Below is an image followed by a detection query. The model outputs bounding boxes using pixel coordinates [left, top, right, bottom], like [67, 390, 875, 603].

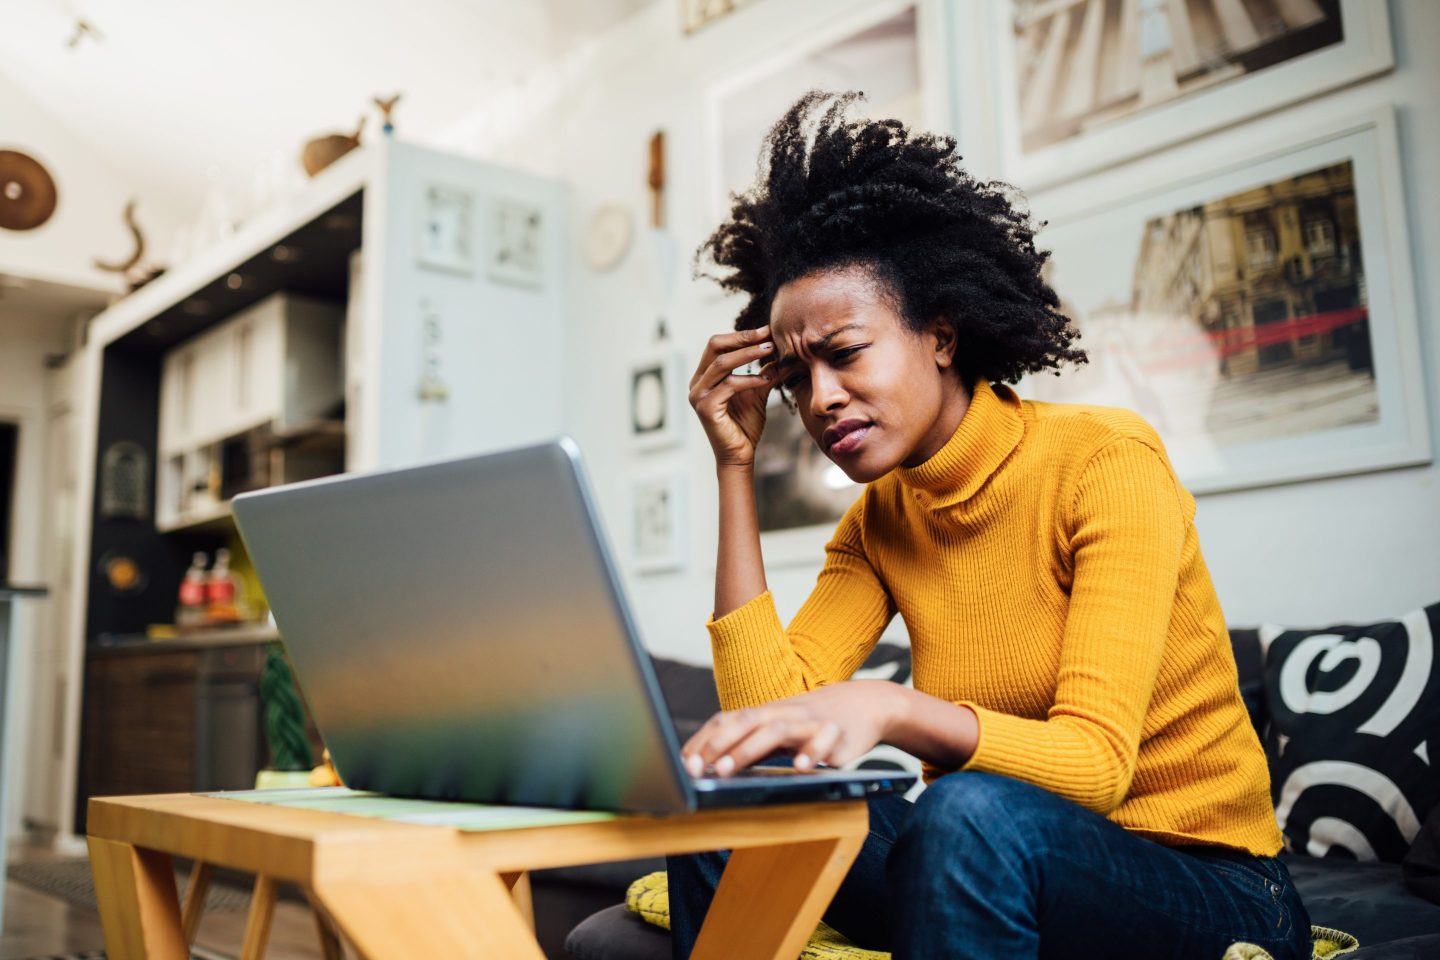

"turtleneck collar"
[896, 378, 1026, 506]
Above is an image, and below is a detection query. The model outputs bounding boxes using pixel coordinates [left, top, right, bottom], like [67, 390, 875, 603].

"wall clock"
[584, 203, 633, 272]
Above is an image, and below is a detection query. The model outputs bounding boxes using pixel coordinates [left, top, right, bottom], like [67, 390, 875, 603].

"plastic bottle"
[205, 547, 242, 625]
[177, 552, 208, 629]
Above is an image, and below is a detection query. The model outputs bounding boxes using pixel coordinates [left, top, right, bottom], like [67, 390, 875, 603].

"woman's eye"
[782, 372, 809, 390]
[833, 345, 865, 364]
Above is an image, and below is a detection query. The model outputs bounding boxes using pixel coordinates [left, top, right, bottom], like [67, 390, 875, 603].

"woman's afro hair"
[696, 91, 1086, 384]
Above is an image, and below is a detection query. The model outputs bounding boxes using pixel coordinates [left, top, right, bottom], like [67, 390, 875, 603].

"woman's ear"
[929, 317, 957, 370]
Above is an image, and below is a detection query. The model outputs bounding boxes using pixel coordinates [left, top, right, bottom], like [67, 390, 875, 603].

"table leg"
[240, 874, 279, 960]
[692, 833, 866, 960]
[500, 871, 535, 931]
[87, 836, 189, 960]
[302, 888, 345, 960]
[312, 870, 546, 960]
[181, 860, 214, 944]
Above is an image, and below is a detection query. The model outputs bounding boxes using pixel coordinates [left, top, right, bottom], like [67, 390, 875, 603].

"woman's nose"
[808, 368, 848, 417]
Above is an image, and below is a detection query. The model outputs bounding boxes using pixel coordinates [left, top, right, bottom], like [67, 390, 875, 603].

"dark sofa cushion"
[1348, 934, 1440, 959]
[565, 903, 670, 960]
[651, 656, 721, 724]
[1403, 800, 1440, 904]
[1285, 855, 1440, 945]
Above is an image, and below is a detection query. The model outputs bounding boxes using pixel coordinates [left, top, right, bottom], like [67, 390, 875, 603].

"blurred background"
[0, 0, 1437, 955]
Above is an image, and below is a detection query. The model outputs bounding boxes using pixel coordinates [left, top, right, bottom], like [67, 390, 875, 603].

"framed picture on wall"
[632, 472, 686, 574]
[705, 0, 947, 223]
[987, 0, 1393, 189]
[629, 351, 687, 451]
[1025, 106, 1429, 495]
[681, 0, 761, 35]
[751, 391, 863, 566]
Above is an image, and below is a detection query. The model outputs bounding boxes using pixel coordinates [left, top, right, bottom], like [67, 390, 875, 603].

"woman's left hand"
[681, 681, 906, 777]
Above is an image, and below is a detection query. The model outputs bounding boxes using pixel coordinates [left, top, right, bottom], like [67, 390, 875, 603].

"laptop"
[231, 437, 914, 813]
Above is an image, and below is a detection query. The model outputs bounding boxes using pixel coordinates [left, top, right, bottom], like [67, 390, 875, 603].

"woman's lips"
[828, 424, 872, 456]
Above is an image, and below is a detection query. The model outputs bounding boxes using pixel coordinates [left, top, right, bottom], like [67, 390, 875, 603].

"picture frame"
[703, 0, 951, 225]
[629, 351, 687, 452]
[680, 0, 761, 35]
[753, 391, 863, 567]
[1024, 105, 1429, 495]
[416, 182, 475, 276]
[485, 198, 545, 289]
[985, 0, 1394, 190]
[631, 471, 686, 574]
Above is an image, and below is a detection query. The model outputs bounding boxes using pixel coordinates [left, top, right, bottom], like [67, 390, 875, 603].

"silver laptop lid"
[232, 438, 696, 813]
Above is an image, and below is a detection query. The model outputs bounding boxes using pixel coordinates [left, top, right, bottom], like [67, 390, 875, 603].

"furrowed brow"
[774, 323, 863, 369]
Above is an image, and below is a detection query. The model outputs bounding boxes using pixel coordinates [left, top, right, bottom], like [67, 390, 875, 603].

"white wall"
[444, 0, 1439, 664]
[0, 69, 180, 291]
[0, 313, 68, 838]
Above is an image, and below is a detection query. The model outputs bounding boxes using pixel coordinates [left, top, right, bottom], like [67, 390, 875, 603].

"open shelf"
[155, 499, 234, 535]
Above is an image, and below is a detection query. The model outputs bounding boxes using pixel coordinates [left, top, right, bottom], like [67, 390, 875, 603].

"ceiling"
[0, 0, 653, 213]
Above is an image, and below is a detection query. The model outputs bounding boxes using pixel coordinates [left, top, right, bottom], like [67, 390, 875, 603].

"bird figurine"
[373, 93, 403, 137]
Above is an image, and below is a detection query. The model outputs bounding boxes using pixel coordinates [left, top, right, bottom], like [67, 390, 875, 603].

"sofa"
[551, 631, 1440, 960]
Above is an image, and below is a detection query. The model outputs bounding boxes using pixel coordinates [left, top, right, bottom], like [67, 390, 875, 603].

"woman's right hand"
[688, 325, 777, 469]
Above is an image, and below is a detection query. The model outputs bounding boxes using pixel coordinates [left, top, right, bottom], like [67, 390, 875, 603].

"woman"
[669, 92, 1310, 960]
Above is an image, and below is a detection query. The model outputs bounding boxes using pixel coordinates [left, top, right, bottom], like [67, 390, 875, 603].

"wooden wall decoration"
[0, 149, 58, 231]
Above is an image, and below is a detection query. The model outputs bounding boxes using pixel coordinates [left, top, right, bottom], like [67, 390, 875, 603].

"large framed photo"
[753, 392, 862, 565]
[987, 0, 1393, 188]
[1027, 107, 1429, 495]
[706, 0, 948, 222]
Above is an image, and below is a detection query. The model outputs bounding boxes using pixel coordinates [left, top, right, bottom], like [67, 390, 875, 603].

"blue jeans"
[666, 771, 1311, 960]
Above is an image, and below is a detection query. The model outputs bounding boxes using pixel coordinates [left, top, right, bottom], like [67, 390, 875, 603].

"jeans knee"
[666, 847, 728, 895]
[897, 772, 1064, 857]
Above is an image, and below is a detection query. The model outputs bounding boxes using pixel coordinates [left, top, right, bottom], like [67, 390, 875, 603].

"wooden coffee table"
[86, 791, 869, 959]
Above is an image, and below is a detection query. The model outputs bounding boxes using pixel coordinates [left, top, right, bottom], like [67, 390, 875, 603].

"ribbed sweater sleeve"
[958, 438, 1185, 814]
[707, 497, 896, 711]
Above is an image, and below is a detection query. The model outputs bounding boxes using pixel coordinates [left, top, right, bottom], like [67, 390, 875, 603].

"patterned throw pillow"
[1261, 601, 1440, 862]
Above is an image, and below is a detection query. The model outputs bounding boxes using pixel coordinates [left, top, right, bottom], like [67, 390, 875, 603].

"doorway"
[0, 421, 16, 584]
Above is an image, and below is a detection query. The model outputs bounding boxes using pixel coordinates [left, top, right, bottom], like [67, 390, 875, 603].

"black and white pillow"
[1261, 601, 1440, 862]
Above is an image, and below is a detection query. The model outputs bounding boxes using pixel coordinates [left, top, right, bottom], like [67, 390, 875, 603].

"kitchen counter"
[91, 623, 281, 657]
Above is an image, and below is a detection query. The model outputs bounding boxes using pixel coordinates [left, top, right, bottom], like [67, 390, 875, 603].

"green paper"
[199, 786, 617, 831]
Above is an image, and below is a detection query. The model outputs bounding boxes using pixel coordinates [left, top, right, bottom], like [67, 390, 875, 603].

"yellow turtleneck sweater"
[708, 379, 1283, 856]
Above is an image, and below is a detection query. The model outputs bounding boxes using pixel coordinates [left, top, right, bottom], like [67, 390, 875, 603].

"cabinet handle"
[179, 352, 194, 432]
[237, 324, 252, 411]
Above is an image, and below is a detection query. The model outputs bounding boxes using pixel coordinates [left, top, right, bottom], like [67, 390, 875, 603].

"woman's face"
[768, 265, 969, 483]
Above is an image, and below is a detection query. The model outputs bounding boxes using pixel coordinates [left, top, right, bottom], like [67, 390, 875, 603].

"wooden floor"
[2, 845, 330, 960]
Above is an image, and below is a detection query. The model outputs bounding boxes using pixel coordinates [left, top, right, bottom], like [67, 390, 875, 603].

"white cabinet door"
[190, 325, 234, 446]
[158, 347, 189, 455]
[159, 293, 341, 451]
[226, 308, 281, 438]
[171, 345, 200, 453]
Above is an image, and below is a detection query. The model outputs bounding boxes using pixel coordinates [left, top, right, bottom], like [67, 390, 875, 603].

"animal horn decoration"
[94, 199, 144, 275]
[94, 200, 165, 291]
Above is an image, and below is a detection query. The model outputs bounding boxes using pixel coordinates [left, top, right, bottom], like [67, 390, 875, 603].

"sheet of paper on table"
[202, 786, 618, 831]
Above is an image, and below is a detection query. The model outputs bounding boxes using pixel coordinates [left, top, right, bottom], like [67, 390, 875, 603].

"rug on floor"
[7, 859, 252, 913]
